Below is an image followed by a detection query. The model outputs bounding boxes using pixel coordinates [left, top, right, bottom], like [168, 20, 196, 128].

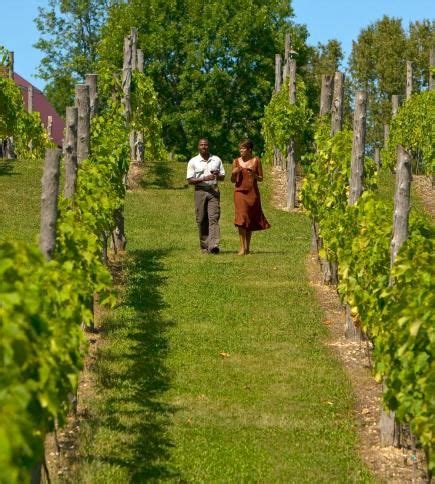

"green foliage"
[303, 118, 434, 469]
[98, 0, 297, 158]
[0, 76, 48, 159]
[261, 78, 313, 164]
[382, 90, 435, 175]
[34, 0, 108, 115]
[375, 226, 434, 469]
[349, 16, 435, 147]
[0, 77, 23, 138]
[131, 71, 167, 161]
[0, 44, 136, 481]
[0, 241, 85, 481]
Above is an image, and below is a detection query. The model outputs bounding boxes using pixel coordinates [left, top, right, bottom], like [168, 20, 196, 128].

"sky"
[1, 0, 434, 90]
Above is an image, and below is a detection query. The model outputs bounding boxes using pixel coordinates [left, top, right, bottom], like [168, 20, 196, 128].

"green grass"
[377, 166, 430, 215]
[73, 161, 373, 482]
[0, 158, 43, 243]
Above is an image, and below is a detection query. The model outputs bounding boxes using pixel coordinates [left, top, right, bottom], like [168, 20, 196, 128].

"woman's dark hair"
[239, 138, 254, 150]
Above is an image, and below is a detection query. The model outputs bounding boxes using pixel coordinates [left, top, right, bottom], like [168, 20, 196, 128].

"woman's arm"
[231, 158, 242, 183]
[256, 157, 264, 182]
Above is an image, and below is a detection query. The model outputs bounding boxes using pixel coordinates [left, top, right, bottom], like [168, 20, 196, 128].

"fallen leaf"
[219, 352, 230, 358]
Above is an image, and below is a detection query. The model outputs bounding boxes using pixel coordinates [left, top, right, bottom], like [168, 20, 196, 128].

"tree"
[349, 16, 434, 148]
[34, 0, 109, 115]
[98, 0, 297, 159]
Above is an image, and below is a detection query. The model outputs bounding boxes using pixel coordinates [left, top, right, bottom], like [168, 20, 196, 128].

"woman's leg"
[246, 230, 252, 254]
[238, 227, 247, 255]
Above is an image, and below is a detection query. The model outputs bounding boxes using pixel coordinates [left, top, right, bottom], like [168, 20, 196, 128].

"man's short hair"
[198, 137, 209, 144]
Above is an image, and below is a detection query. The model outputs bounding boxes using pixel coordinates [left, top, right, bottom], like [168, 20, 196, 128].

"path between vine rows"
[66, 160, 372, 482]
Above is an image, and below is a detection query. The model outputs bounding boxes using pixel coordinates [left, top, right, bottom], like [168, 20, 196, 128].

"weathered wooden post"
[274, 54, 282, 93]
[328, 71, 346, 282]
[40, 148, 61, 260]
[137, 49, 144, 73]
[391, 95, 399, 117]
[384, 124, 390, 148]
[379, 144, 412, 447]
[429, 48, 435, 91]
[8, 51, 14, 79]
[128, 28, 138, 162]
[331, 72, 344, 135]
[122, 34, 133, 125]
[390, 145, 412, 268]
[311, 74, 333, 255]
[47, 116, 53, 140]
[345, 90, 367, 340]
[286, 59, 297, 210]
[406, 61, 412, 101]
[282, 33, 291, 82]
[63, 107, 78, 200]
[135, 50, 145, 163]
[27, 86, 34, 152]
[112, 31, 133, 252]
[75, 84, 90, 163]
[27, 86, 33, 113]
[374, 147, 381, 170]
[320, 74, 333, 116]
[273, 53, 282, 168]
[349, 91, 367, 205]
[85, 74, 98, 118]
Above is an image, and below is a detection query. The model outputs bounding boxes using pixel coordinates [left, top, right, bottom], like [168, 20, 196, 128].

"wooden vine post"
[135, 49, 145, 163]
[129, 28, 138, 162]
[429, 48, 434, 91]
[391, 95, 399, 117]
[47, 116, 53, 141]
[331, 72, 344, 135]
[75, 84, 91, 163]
[63, 107, 78, 200]
[8, 51, 14, 79]
[314, 74, 334, 279]
[384, 124, 390, 150]
[40, 148, 61, 260]
[286, 59, 297, 209]
[374, 147, 381, 170]
[406, 61, 412, 101]
[320, 74, 333, 116]
[112, 29, 135, 252]
[273, 53, 282, 167]
[328, 71, 345, 283]
[27, 86, 33, 152]
[85, 74, 99, 118]
[274, 54, 282, 93]
[282, 33, 291, 82]
[379, 144, 412, 447]
[345, 90, 367, 340]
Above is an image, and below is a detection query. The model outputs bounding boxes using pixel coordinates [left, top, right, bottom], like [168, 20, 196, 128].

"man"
[187, 138, 225, 253]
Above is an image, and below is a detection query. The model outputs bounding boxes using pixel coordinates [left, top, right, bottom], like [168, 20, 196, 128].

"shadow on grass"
[0, 159, 16, 176]
[141, 161, 188, 190]
[83, 249, 181, 481]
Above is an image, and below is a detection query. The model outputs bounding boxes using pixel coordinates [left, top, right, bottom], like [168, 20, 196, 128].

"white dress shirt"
[186, 154, 225, 188]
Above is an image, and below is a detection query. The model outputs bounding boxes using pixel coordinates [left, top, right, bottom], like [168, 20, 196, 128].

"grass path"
[74, 161, 372, 482]
[0, 158, 372, 482]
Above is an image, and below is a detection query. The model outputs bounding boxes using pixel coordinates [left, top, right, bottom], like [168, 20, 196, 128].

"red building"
[14, 73, 64, 147]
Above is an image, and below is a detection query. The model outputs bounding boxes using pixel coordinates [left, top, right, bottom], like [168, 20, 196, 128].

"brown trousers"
[194, 188, 221, 250]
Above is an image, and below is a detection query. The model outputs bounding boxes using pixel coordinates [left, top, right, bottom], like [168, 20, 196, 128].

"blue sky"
[1, 0, 434, 90]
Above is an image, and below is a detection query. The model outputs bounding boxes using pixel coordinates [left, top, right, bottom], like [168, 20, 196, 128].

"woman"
[231, 139, 271, 255]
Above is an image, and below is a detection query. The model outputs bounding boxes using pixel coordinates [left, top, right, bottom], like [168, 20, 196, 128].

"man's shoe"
[209, 246, 220, 254]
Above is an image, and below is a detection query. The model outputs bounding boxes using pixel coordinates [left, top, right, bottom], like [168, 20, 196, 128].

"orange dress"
[232, 157, 271, 231]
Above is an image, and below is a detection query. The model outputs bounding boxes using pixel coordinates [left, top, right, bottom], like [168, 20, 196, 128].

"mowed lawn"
[0, 157, 373, 482]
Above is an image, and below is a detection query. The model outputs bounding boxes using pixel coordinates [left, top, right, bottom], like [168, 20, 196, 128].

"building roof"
[14, 73, 64, 147]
